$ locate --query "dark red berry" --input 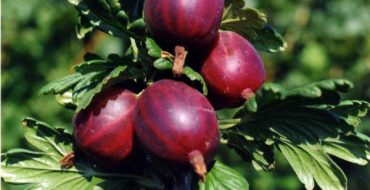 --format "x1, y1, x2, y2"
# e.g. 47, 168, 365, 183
144, 0, 224, 49
201, 31, 266, 108
135, 80, 220, 180
73, 87, 136, 166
